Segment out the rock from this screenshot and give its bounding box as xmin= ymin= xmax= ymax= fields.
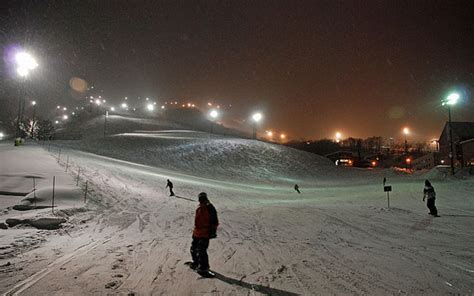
xmin=5 ymin=218 xmax=23 ymax=227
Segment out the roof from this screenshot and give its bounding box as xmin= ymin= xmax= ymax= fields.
xmin=439 ymin=122 xmax=474 ymax=143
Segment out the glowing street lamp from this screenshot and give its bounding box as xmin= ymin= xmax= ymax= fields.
xmin=62 ymin=114 xmax=68 ymax=120
xmin=95 ymin=99 xmax=101 ymax=105
xmin=442 ymin=92 xmax=460 ymax=175
xmin=121 ymin=103 xmax=128 ymax=109
xmin=266 ymin=131 xmax=273 ymax=138
xmin=251 ymin=112 xmax=263 ymax=139
xmin=280 ymin=133 xmax=286 ymax=141
xmin=147 ymin=104 xmax=154 ymax=111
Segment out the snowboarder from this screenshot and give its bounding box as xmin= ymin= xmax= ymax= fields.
xmin=166 ymin=179 xmax=175 ymax=196
xmin=189 ymin=192 xmax=219 ymax=277
xmin=423 ymin=180 xmax=439 ymax=217
xmin=294 ymin=184 xmax=301 ymax=194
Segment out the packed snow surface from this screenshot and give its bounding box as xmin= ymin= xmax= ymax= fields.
xmin=1 ymin=129 xmax=473 ymax=295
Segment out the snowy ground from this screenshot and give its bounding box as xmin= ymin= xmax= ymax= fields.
xmin=0 ymin=133 xmax=473 ymax=295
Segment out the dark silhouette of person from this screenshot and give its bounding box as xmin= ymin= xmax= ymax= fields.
xmin=423 ymin=180 xmax=439 ymax=217
xmin=294 ymin=184 xmax=301 ymax=194
xmin=190 ymin=192 xmax=218 ymax=277
xmin=166 ymin=179 xmax=175 ymax=196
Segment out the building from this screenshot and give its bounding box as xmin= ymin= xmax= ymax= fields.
xmin=438 ymin=122 xmax=474 ymax=166
xmin=460 ymin=139 xmax=474 ymax=166
xmin=411 ymin=152 xmax=443 ymax=170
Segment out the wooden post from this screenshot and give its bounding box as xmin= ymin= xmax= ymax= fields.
xmin=52 ymin=176 xmax=55 ymax=214
xmin=33 ymin=177 xmax=37 ymax=207
xmin=65 ymin=155 xmax=69 ymax=172
xmin=84 ymin=181 xmax=88 ymax=203
xmin=58 ymin=148 xmax=61 ymax=163
xmin=76 ymin=167 xmax=81 ymax=186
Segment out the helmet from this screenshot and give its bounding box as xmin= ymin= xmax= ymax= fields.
xmin=198 ymin=192 xmax=208 ymax=202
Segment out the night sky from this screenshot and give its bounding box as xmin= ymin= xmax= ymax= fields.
xmin=2 ymin=0 xmax=474 ymax=141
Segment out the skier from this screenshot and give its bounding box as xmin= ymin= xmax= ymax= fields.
xmin=423 ymin=180 xmax=439 ymax=217
xmin=166 ymin=179 xmax=175 ymax=196
xmin=294 ymin=184 xmax=301 ymax=194
xmin=189 ymin=192 xmax=218 ymax=277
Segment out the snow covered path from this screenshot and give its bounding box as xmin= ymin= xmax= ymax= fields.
xmin=1 ymin=143 xmax=474 ymax=295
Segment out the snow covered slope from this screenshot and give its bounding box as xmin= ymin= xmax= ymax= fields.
xmin=60 ymin=130 xmax=339 ymax=184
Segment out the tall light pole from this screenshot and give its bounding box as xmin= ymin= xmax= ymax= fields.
xmin=14 ymin=51 xmax=38 ymax=142
xmin=442 ymin=92 xmax=460 ymax=175
xmin=209 ymin=109 xmax=219 ymax=134
xmin=104 ymin=111 xmax=109 ymax=138
xmin=402 ymin=127 xmax=410 ymax=155
xmin=251 ymin=112 xmax=263 ymax=139
xmin=30 ymin=101 xmax=37 ymax=136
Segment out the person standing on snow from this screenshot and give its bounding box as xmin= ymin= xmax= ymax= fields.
xmin=166 ymin=179 xmax=175 ymax=196
xmin=189 ymin=192 xmax=218 ymax=277
xmin=294 ymin=184 xmax=301 ymax=194
xmin=423 ymin=180 xmax=439 ymax=217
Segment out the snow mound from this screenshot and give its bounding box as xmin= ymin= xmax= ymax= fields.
xmin=13 ymin=186 xmax=83 ymax=210
xmin=67 ymin=130 xmax=336 ymax=184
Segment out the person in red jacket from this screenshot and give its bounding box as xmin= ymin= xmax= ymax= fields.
xmin=190 ymin=192 xmax=218 ymax=275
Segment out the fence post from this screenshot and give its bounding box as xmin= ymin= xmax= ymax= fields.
xmin=65 ymin=155 xmax=69 ymax=172
xmin=52 ymin=176 xmax=55 ymax=214
xmin=76 ymin=167 xmax=81 ymax=186
xmin=84 ymin=181 xmax=88 ymax=203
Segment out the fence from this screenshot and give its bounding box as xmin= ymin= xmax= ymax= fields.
xmin=37 ymin=141 xmax=93 ymax=214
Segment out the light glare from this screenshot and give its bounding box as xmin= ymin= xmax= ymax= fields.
xmin=252 ymin=112 xmax=263 ymax=122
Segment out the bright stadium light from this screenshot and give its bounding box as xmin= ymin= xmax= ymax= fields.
xmin=443 ymin=92 xmax=460 ymax=106
xmin=252 ymin=112 xmax=262 ymax=122
xmin=209 ymin=109 xmax=219 ymax=119
xmin=15 ymin=52 xmax=38 ymax=77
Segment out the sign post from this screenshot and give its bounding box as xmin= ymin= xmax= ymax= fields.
xmin=384 ymin=185 xmax=392 ymax=208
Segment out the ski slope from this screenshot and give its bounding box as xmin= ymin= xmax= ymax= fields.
xmin=1 ymin=125 xmax=473 ymax=295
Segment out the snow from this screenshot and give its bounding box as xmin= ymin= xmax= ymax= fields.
xmin=1 ymin=125 xmax=473 ymax=295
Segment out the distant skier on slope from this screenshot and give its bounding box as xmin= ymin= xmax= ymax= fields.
xmin=188 ymin=192 xmax=219 ymax=277
xmin=423 ymin=180 xmax=439 ymax=217
xmin=294 ymin=184 xmax=301 ymax=194
xmin=166 ymin=179 xmax=175 ymax=196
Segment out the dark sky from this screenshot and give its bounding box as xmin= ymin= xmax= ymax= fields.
xmin=2 ymin=0 xmax=474 ymax=141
